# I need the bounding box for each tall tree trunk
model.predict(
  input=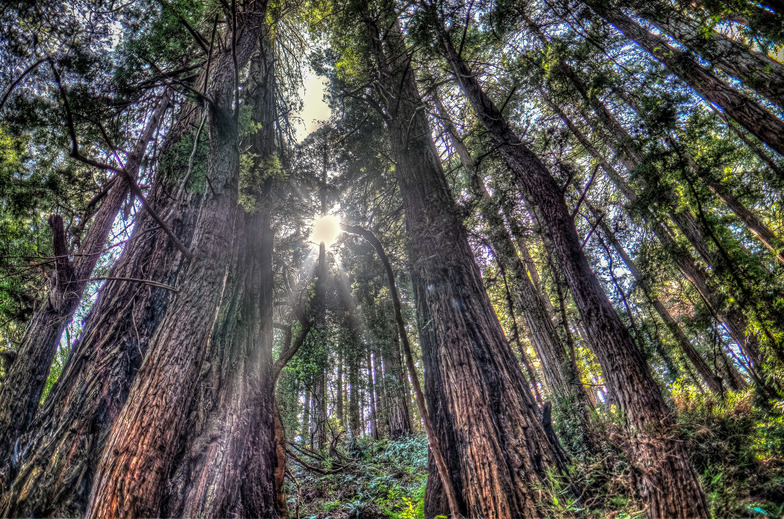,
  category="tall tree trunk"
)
[166,210,277,518]
[365,14,567,518]
[0,101,198,519]
[164,28,280,517]
[436,27,708,518]
[683,155,784,265]
[312,369,328,450]
[303,389,311,443]
[384,336,412,439]
[585,0,784,163]
[336,355,345,429]
[348,353,361,438]
[435,93,593,447]
[373,350,388,438]
[590,204,725,393]
[548,99,765,375]
[497,260,545,405]
[0,93,168,474]
[629,0,784,109]
[85,5,269,515]
[335,270,363,439]
[367,351,379,440]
